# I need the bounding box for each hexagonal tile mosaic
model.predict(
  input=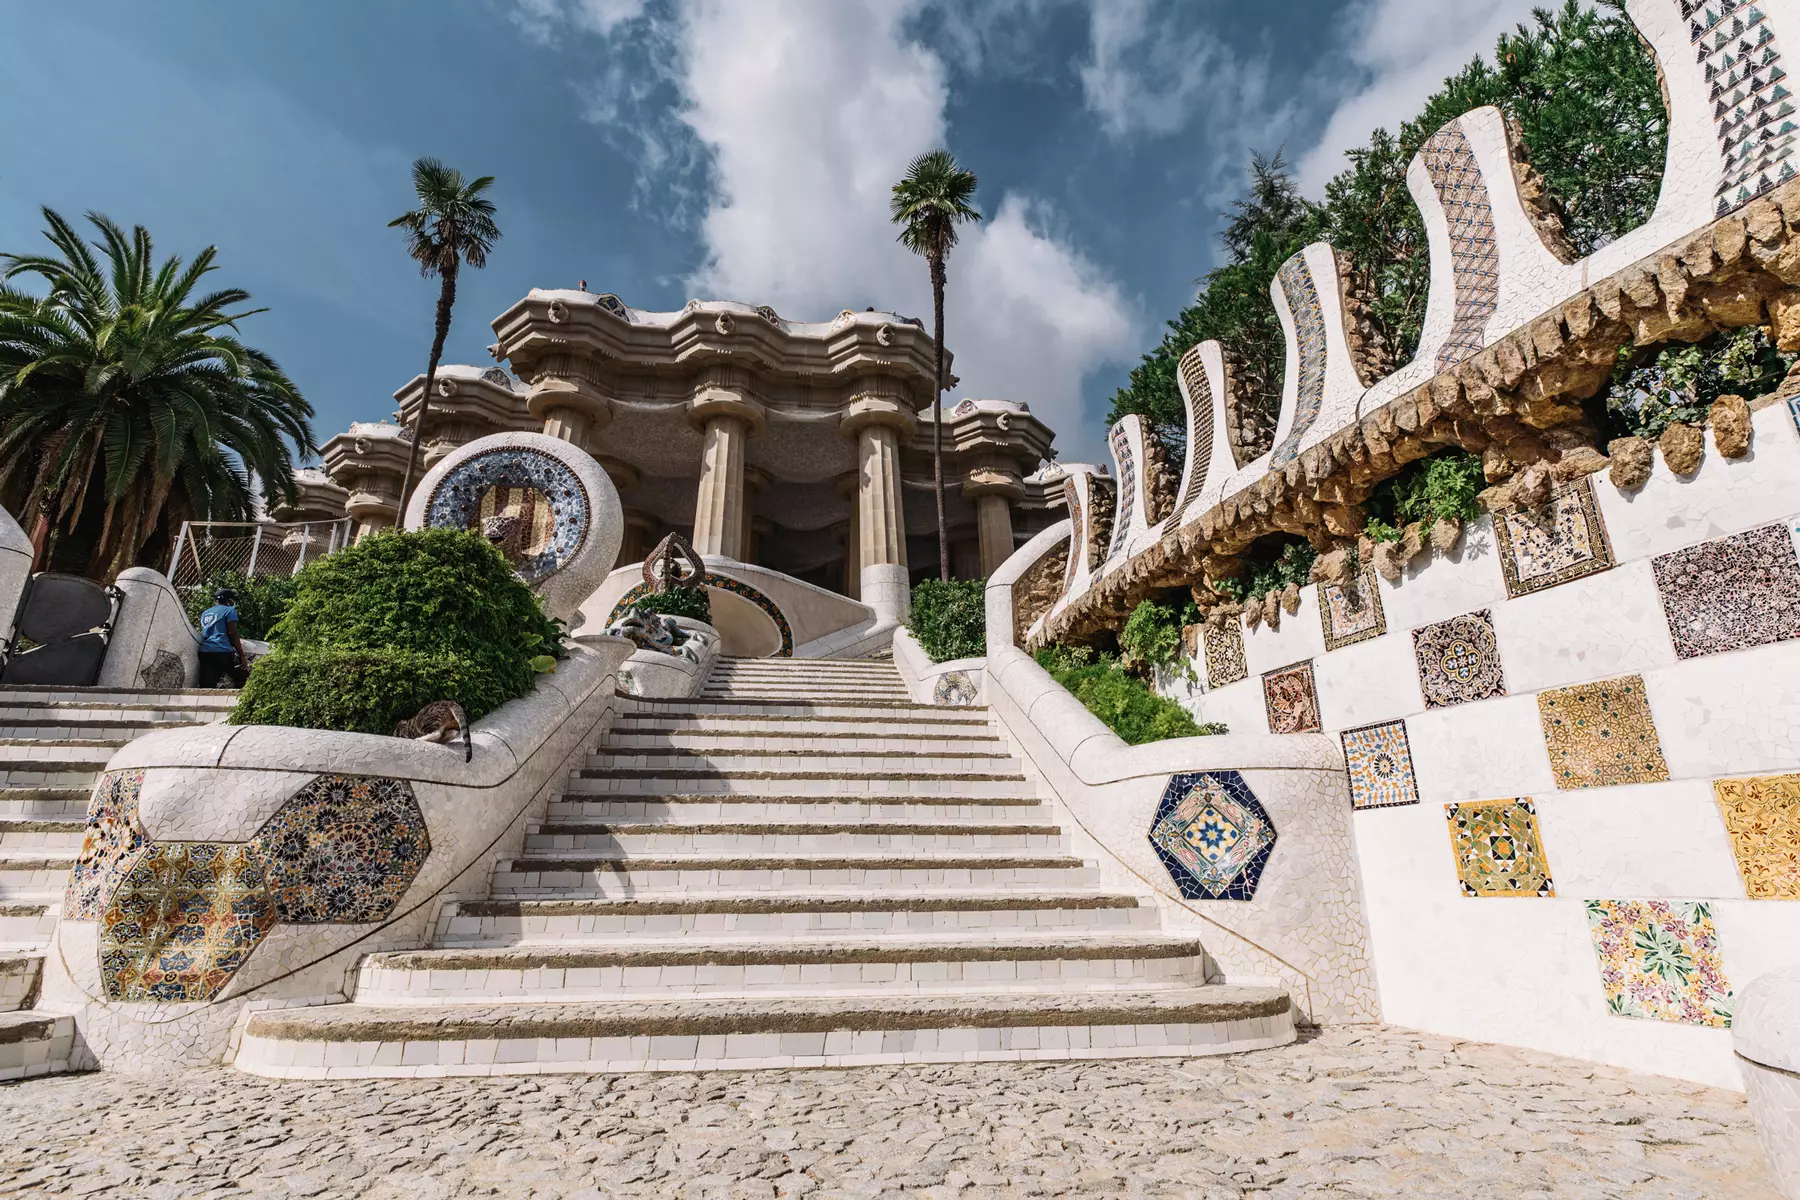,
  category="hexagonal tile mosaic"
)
[1445,798,1553,898]
[99,841,276,1001]
[1203,622,1247,688]
[1341,721,1420,811]
[1651,523,1800,659]
[1491,476,1614,598]
[1413,609,1506,710]
[1584,900,1733,1028]
[1536,675,1669,790]
[1262,661,1321,734]
[252,775,430,924]
[1318,565,1386,651]
[1148,771,1277,901]
[1712,774,1800,900]
[63,769,146,921]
